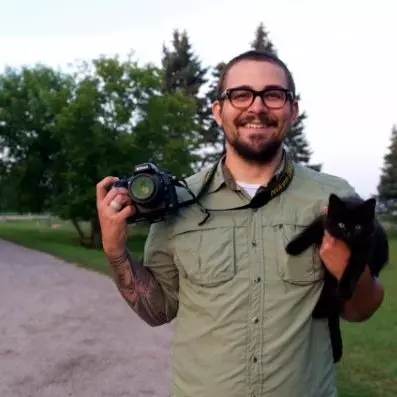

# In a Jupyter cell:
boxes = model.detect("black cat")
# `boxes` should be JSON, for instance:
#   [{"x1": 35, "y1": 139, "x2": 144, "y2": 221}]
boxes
[
  {"x1": 285, "y1": 193, "x2": 389, "y2": 363},
  {"x1": 286, "y1": 193, "x2": 389, "y2": 301}
]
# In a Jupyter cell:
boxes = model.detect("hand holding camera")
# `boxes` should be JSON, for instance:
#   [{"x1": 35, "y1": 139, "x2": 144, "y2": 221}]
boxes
[
  {"x1": 96, "y1": 162, "x2": 184, "y2": 255},
  {"x1": 96, "y1": 176, "x2": 136, "y2": 256}
]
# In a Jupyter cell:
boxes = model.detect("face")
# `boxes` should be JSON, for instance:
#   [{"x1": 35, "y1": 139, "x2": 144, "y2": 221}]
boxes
[{"x1": 212, "y1": 59, "x2": 299, "y2": 164}]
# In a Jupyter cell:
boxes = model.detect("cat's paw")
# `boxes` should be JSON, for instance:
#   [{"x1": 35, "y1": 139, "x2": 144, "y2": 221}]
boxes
[{"x1": 285, "y1": 240, "x2": 303, "y2": 255}]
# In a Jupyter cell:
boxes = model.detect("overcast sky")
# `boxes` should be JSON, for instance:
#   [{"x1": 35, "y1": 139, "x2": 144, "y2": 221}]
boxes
[{"x1": 1, "y1": 0, "x2": 396, "y2": 198}]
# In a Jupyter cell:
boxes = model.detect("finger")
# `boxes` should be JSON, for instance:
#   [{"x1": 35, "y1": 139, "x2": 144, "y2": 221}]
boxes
[
  {"x1": 114, "y1": 204, "x2": 136, "y2": 221},
  {"x1": 102, "y1": 188, "x2": 129, "y2": 207},
  {"x1": 96, "y1": 177, "x2": 119, "y2": 203},
  {"x1": 106, "y1": 195, "x2": 132, "y2": 213},
  {"x1": 113, "y1": 194, "x2": 132, "y2": 207}
]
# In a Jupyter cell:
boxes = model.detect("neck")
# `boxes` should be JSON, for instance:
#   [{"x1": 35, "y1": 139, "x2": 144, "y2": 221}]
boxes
[{"x1": 225, "y1": 147, "x2": 284, "y2": 186}]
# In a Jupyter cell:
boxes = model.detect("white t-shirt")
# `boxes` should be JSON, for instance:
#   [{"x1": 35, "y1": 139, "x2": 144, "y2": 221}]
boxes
[{"x1": 236, "y1": 181, "x2": 261, "y2": 198}]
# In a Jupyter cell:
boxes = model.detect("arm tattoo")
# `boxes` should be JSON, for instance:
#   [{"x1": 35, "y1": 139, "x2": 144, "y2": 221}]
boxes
[{"x1": 107, "y1": 250, "x2": 171, "y2": 326}]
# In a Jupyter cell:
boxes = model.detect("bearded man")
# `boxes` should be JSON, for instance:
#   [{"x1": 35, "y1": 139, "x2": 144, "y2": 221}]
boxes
[{"x1": 96, "y1": 50, "x2": 384, "y2": 397}]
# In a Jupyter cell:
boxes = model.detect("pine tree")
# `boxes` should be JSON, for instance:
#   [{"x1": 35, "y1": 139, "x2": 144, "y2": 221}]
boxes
[
  {"x1": 161, "y1": 29, "x2": 211, "y2": 168},
  {"x1": 200, "y1": 61, "x2": 227, "y2": 166},
  {"x1": 161, "y1": 29, "x2": 207, "y2": 101},
  {"x1": 251, "y1": 22, "x2": 277, "y2": 54},
  {"x1": 250, "y1": 23, "x2": 322, "y2": 171},
  {"x1": 377, "y1": 125, "x2": 397, "y2": 214}
]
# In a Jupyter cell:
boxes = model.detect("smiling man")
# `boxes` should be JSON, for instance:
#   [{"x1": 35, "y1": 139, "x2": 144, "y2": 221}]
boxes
[{"x1": 96, "y1": 50, "x2": 385, "y2": 397}]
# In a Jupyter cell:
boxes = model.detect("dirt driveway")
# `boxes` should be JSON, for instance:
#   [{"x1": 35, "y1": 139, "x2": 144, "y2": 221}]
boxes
[{"x1": 0, "y1": 239, "x2": 174, "y2": 397}]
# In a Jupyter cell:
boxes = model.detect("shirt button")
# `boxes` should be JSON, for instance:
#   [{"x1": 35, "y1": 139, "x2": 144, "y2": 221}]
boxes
[
  {"x1": 252, "y1": 317, "x2": 259, "y2": 324},
  {"x1": 255, "y1": 277, "x2": 261, "y2": 283}
]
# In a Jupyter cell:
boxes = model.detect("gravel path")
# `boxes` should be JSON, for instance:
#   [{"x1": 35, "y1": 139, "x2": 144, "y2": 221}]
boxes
[{"x1": 0, "y1": 239, "x2": 174, "y2": 397}]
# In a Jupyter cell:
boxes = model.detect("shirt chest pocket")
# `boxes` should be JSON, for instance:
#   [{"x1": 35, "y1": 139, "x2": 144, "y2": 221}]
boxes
[
  {"x1": 275, "y1": 222, "x2": 324, "y2": 285},
  {"x1": 171, "y1": 226, "x2": 236, "y2": 287}
]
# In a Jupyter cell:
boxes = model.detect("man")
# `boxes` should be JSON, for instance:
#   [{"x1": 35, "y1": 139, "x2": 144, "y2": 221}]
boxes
[{"x1": 96, "y1": 50, "x2": 384, "y2": 397}]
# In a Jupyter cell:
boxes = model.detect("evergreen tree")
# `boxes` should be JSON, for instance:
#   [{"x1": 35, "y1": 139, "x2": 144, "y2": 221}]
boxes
[
  {"x1": 200, "y1": 61, "x2": 227, "y2": 166},
  {"x1": 161, "y1": 29, "x2": 211, "y2": 168},
  {"x1": 251, "y1": 22, "x2": 277, "y2": 54},
  {"x1": 161, "y1": 29, "x2": 208, "y2": 98},
  {"x1": 250, "y1": 23, "x2": 322, "y2": 171},
  {"x1": 377, "y1": 125, "x2": 397, "y2": 214}
]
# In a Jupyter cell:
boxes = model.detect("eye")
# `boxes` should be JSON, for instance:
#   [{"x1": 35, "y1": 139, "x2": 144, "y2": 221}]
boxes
[
  {"x1": 355, "y1": 224, "x2": 362, "y2": 231},
  {"x1": 338, "y1": 222, "x2": 345, "y2": 229},
  {"x1": 230, "y1": 89, "x2": 252, "y2": 102}
]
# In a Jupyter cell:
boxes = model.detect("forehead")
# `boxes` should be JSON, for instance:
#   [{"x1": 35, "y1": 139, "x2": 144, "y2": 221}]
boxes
[{"x1": 224, "y1": 59, "x2": 288, "y2": 90}]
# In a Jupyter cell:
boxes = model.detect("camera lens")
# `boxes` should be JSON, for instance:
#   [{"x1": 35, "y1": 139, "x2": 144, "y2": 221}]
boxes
[{"x1": 129, "y1": 174, "x2": 163, "y2": 207}]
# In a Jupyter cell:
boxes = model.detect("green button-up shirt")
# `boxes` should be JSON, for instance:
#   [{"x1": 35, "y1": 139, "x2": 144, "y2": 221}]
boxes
[{"x1": 142, "y1": 154, "x2": 356, "y2": 397}]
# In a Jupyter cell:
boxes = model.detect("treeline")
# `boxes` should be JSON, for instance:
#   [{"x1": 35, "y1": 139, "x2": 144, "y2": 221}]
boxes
[
  {"x1": 377, "y1": 124, "x2": 397, "y2": 217},
  {"x1": 0, "y1": 22, "x2": 319, "y2": 247}
]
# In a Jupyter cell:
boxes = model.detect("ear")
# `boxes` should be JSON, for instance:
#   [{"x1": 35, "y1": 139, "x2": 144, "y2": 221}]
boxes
[
  {"x1": 212, "y1": 100, "x2": 223, "y2": 127},
  {"x1": 328, "y1": 193, "x2": 342, "y2": 207},
  {"x1": 362, "y1": 197, "x2": 376, "y2": 216},
  {"x1": 290, "y1": 99, "x2": 299, "y2": 125},
  {"x1": 327, "y1": 193, "x2": 344, "y2": 216}
]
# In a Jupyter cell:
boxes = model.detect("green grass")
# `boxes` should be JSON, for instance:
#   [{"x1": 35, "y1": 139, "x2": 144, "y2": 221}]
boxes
[
  {"x1": 0, "y1": 218, "x2": 148, "y2": 276},
  {"x1": 0, "y1": 219, "x2": 396, "y2": 396}
]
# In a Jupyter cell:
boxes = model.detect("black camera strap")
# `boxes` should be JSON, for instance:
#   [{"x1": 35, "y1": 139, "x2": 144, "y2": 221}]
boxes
[{"x1": 177, "y1": 153, "x2": 295, "y2": 225}]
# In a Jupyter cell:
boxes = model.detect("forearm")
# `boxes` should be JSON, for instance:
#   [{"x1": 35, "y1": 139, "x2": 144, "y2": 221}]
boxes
[
  {"x1": 341, "y1": 266, "x2": 384, "y2": 322},
  {"x1": 107, "y1": 249, "x2": 176, "y2": 326}
]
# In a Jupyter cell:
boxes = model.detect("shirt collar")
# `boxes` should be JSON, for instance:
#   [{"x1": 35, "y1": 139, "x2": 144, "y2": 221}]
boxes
[{"x1": 207, "y1": 148, "x2": 288, "y2": 194}]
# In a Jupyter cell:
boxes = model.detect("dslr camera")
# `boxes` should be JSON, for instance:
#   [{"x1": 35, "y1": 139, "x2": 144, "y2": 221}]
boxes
[{"x1": 112, "y1": 162, "x2": 181, "y2": 224}]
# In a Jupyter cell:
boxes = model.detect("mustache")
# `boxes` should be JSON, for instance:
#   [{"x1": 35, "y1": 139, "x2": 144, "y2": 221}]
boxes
[{"x1": 236, "y1": 114, "x2": 279, "y2": 128}]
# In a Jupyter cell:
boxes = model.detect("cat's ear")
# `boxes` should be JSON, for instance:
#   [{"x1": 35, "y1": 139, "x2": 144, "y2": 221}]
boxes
[
  {"x1": 361, "y1": 197, "x2": 376, "y2": 217},
  {"x1": 329, "y1": 193, "x2": 343, "y2": 208}
]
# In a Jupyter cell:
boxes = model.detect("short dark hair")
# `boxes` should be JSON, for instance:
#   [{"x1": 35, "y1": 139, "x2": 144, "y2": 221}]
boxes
[{"x1": 217, "y1": 50, "x2": 296, "y2": 98}]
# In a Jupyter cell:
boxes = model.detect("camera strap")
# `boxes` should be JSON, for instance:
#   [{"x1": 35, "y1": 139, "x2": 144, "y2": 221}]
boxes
[{"x1": 177, "y1": 153, "x2": 295, "y2": 225}]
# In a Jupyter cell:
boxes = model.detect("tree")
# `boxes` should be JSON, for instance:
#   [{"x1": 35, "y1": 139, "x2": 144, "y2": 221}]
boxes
[
  {"x1": 377, "y1": 125, "x2": 397, "y2": 215},
  {"x1": 0, "y1": 54, "x2": 199, "y2": 248},
  {"x1": 200, "y1": 61, "x2": 227, "y2": 166},
  {"x1": 161, "y1": 29, "x2": 218, "y2": 168},
  {"x1": 250, "y1": 23, "x2": 322, "y2": 171},
  {"x1": 49, "y1": 54, "x2": 198, "y2": 247},
  {"x1": 251, "y1": 22, "x2": 277, "y2": 54},
  {"x1": 162, "y1": 30, "x2": 208, "y2": 98},
  {"x1": 0, "y1": 64, "x2": 73, "y2": 213}
]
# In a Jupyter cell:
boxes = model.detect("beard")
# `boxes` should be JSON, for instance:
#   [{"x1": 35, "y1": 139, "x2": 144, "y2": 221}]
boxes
[
  {"x1": 228, "y1": 137, "x2": 283, "y2": 164},
  {"x1": 226, "y1": 112, "x2": 288, "y2": 165}
]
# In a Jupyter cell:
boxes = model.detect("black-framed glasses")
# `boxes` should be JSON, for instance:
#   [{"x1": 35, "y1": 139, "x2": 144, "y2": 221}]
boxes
[{"x1": 218, "y1": 86, "x2": 295, "y2": 109}]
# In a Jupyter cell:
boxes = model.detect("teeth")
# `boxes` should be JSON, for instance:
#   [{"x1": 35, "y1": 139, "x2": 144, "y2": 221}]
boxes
[{"x1": 245, "y1": 123, "x2": 266, "y2": 128}]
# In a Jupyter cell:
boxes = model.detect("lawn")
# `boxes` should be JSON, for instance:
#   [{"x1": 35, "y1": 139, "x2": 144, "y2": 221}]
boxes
[{"x1": 0, "y1": 218, "x2": 396, "y2": 396}]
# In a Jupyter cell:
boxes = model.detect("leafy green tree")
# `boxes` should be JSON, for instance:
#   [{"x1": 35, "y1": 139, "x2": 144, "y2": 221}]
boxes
[
  {"x1": 0, "y1": 54, "x2": 198, "y2": 247},
  {"x1": 377, "y1": 124, "x2": 397, "y2": 215},
  {"x1": 50, "y1": 54, "x2": 198, "y2": 247},
  {"x1": 0, "y1": 64, "x2": 73, "y2": 213}
]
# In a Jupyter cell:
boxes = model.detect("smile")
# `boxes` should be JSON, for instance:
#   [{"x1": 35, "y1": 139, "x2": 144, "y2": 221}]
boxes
[{"x1": 244, "y1": 123, "x2": 267, "y2": 129}]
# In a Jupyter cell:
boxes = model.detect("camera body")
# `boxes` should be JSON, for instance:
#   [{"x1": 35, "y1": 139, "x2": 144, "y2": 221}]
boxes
[{"x1": 113, "y1": 162, "x2": 180, "y2": 224}]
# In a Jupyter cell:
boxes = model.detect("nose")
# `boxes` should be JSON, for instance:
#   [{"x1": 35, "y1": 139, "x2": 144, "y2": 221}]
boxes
[{"x1": 249, "y1": 95, "x2": 266, "y2": 113}]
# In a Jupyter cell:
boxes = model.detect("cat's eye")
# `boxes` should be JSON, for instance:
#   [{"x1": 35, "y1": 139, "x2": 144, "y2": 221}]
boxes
[
  {"x1": 338, "y1": 222, "x2": 345, "y2": 229},
  {"x1": 355, "y1": 225, "x2": 362, "y2": 231}
]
